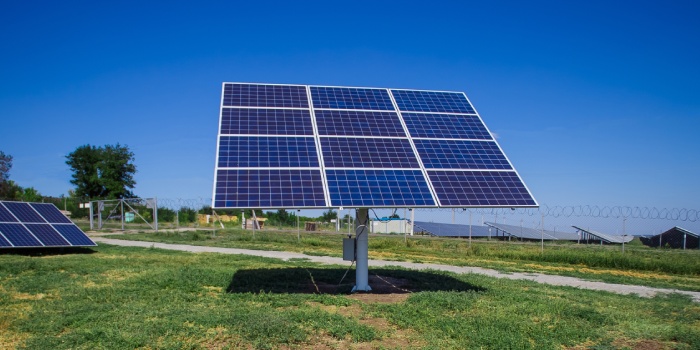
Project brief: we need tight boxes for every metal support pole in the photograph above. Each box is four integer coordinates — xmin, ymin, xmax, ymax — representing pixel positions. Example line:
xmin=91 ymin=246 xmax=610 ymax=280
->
xmin=353 ymin=208 xmax=371 ymax=292
xmin=297 ymin=209 xmax=300 ymax=242
xmin=409 ymin=208 xmax=414 ymax=236
xmin=540 ymin=214 xmax=544 ymax=253
xmin=154 ymin=197 xmax=158 ymax=232
xmin=468 ymin=209 xmax=472 ymax=248
xmin=121 ymin=200 xmax=125 ymax=231
xmin=89 ymin=201 xmax=94 ymax=230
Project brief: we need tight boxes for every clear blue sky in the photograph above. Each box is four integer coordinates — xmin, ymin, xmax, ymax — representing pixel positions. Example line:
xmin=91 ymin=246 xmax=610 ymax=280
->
xmin=2 ymin=1 xmax=699 ymax=225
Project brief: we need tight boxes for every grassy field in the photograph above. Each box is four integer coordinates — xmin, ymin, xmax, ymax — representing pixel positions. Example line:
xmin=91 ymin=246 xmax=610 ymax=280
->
xmin=1 ymin=244 xmax=699 ymax=349
xmin=102 ymin=228 xmax=700 ymax=292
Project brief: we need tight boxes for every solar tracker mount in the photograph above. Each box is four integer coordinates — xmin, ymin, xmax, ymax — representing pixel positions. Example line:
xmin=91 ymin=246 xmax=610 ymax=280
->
xmin=212 ymin=83 xmax=538 ymax=209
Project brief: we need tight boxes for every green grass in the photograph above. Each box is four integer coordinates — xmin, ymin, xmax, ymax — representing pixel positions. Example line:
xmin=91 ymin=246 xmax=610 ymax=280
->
xmin=1 ymin=244 xmax=699 ymax=349
xmin=104 ymin=228 xmax=700 ymax=292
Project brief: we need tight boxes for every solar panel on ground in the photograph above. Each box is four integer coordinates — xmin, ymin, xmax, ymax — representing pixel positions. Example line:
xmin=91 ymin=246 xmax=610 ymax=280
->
xmin=485 ymin=222 xmax=579 ymax=241
xmin=572 ymin=226 xmax=633 ymax=244
xmin=412 ymin=221 xmax=492 ymax=237
xmin=213 ymin=83 xmax=537 ymax=209
xmin=0 ymin=201 xmax=96 ymax=248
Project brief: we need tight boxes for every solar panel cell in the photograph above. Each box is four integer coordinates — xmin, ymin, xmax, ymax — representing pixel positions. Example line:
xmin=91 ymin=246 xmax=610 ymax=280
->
xmin=311 ymin=87 xmax=394 ymax=110
xmin=414 ymin=140 xmax=512 ymax=170
xmin=25 ymin=224 xmax=70 ymax=246
xmin=0 ymin=234 xmax=11 ymax=247
xmin=223 ymin=83 xmax=308 ymax=108
xmin=214 ymin=169 xmax=326 ymax=208
xmin=321 ymin=138 xmax=419 ymax=168
xmin=428 ymin=171 xmax=536 ymax=207
xmin=52 ymin=224 xmax=98 ymax=246
xmin=0 ymin=203 xmax=18 ymax=222
xmin=218 ymin=136 xmax=319 ymax=168
xmin=402 ymin=113 xmax=491 ymax=139
xmin=29 ymin=203 xmax=72 ymax=223
xmin=326 ymin=169 xmax=435 ymax=207
xmin=220 ymin=108 xmax=313 ymax=135
xmin=0 ymin=223 xmax=42 ymax=247
xmin=314 ymin=110 xmax=406 ymax=137
xmin=391 ymin=90 xmax=475 ymax=113
xmin=3 ymin=202 xmax=46 ymax=223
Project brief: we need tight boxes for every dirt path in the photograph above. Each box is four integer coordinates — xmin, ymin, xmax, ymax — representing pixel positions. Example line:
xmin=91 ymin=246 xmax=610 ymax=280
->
xmin=92 ymin=237 xmax=700 ymax=302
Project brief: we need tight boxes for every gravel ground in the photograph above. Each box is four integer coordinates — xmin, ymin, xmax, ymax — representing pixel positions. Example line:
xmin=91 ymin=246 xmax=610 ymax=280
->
xmin=92 ymin=237 xmax=700 ymax=302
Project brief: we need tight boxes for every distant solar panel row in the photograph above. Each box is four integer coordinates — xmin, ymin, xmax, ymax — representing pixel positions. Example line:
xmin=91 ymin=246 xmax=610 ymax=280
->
xmin=0 ymin=201 xmax=96 ymax=248
xmin=213 ymin=83 xmax=537 ymax=209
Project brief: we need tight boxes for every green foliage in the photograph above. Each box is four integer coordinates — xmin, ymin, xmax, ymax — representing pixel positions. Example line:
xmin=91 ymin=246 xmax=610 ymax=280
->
xmin=320 ymin=209 xmax=336 ymax=222
xmin=0 ymin=150 xmax=11 ymax=181
xmin=65 ymin=143 xmax=137 ymax=199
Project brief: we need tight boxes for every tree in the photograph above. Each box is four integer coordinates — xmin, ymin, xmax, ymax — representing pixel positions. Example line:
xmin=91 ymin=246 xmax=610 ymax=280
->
xmin=66 ymin=144 xmax=137 ymax=199
xmin=0 ymin=151 xmax=11 ymax=181
xmin=320 ymin=209 xmax=336 ymax=222
xmin=0 ymin=151 xmax=19 ymax=200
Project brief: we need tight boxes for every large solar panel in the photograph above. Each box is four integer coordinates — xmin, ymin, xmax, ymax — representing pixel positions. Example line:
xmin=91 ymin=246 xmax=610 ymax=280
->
xmin=0 ymin=201 xmax=96 ymax=248
xmin=213 ymin=83 xmax=537 ymax=209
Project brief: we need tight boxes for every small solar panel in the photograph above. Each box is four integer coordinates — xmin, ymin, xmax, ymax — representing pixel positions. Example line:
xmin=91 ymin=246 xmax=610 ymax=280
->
xmin=218 ymin=136 xmax=319 ymax=168
xmin=414 ymin=140 xmax=513 ymax=170
xmin=326 ymin=169 xmax=436 ymax=207
xmin=311 ymin=87 xmax=394 ymax=110
xmin=428 ymin=171 xmax=537 ymax=207
xmin=402 ymin=113 xmax=492 ymax=139
xmin=214 ymin=169 xmax=326 ymax=208
xmin=223 ymin=83 xmax=308 ymax=108
xmin=321 ymin=138 xmax=419 ymax=168
xmin=315 ymin=110 xmax=406 ymax=137
xmin=30 ymin=203 xmax=72 ymax=223
xmin=220 ymin=108 xmax=313 ymax=135
xmin=391 ymin=90 xmax=475 ymax=113
xmin=0 ymin=201 xmax=96 ymax=248
xmin=213 ymin=83 xmax=537 ymax=209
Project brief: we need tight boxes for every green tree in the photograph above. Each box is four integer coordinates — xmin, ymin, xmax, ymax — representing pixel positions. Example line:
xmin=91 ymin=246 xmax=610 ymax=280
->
xmin=17 ymin=187 xmax=42 ymax=202
xmin=320 ymin=209 xmax=336 ymax=222
xmin=66 ymin=144 xmax=137 ymax=199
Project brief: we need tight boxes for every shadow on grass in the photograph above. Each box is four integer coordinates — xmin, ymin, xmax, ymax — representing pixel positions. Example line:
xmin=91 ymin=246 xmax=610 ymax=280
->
xmin=227 ymin=267 xmax=486 ymax=295
xmin=0 ymin=247 xmax=97 ymax=257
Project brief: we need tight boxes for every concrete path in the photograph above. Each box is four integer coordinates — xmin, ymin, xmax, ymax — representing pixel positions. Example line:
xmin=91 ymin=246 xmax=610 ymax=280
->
xmin=93 ymin=237 xmax=700 ymax=302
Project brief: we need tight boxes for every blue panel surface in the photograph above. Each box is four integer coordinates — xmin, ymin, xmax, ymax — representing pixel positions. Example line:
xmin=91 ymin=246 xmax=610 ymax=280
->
xmin=413 ymin=221 xmax=492 ymax=237
xmin=391 ymin=90 xmax=475 ymax=113
xmin=326 ymin=170 xmax=435 ymax=207
xmin=0 ymin=203 xmax=18 ymax=222
xmin=52 ymin=224 xmax=97 ymax=246
xmin=214 ymin=169 xmax=326 ymax=208
xmin=221 ymin=108 xmax=313 ymax=135
xmin=218 ymin=136 xmax=319 ymax=168
xmin=30 ymin=203 xmax=72 ymax=223
xmin=428 ymin=171 xmax=536 ymax=207
xmin=0 ymin=234 xmax=11 ymax=247
xmin=3 ymin=202 xmax=46 ymax=223
xmin=321 ymin=138 xmax=419 ymax=168
xmin=25 ymin=224 xmax=70 ymax=246
xmin=311 ymin=87 xmax=394 ymax=110
xmin=223 ymin=83 xmax=308 ymax=108
xmin=0 ymin=223 xmax=42 ymax=247
xmin=315 ymin=110 xmax=406 ymax=137
xmin=414 ymin=140 xmax=512 ymax=170
xmin=402 ymin=113 xmax=491 ymax=139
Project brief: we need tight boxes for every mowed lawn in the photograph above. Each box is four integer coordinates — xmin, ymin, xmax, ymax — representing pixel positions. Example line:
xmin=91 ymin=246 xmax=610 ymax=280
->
xmin=1 ymin=244 xmax=699 ymax=349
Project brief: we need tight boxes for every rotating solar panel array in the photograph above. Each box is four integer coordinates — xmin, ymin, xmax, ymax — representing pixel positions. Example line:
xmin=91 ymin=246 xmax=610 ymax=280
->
xmin=213 ymin=83 xmax=537 ymax=209
xmin=0 ymin=201 xmax=97 ymax=248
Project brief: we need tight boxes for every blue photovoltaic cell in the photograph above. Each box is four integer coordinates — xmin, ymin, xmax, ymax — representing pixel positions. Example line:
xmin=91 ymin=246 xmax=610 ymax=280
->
xmin=3 ymin=202 xmax=45 ymax=223
xmin=321 ymin=138 xmax=419 ymax=168
xmin=52 ymin=224 xmax=97 ymax=246
xmin=414 ymin=140 xmax=512 ymax=170
xmin=220 ymin=108 xmax=313 ymax=135
xmin=25 ymin=224 xmax=70 ymax=246
xmin=218 ymin=136 xmax=319 ymax=168
xmin=314 ymin=110 xmax=406 ymax=137
xmin=0 ymin=234 xmax=11 ymax=247
xmin=30 ymin=203 xmax=72 ymax=223
xmin=402 ymin=113 xmax=491 ymax=139
xmin=326 ymin=169 xmax=435 ymax=207
xmin=223 ymin=84 xmax=308 ymax=108
xmin=428 ymin=171 xmax=536 ymax=207
xmin=0 ymin=204 xmax=18 ymax=222
xmin=391 ymin=90 xmax=475 ymax=113
xmin=311 ymin=87 xmax=394 ymax=110
xmin=214 ymin=169 xmax=326 ymax=208
xmin=0 ymin=223 xmax=42 ymax=247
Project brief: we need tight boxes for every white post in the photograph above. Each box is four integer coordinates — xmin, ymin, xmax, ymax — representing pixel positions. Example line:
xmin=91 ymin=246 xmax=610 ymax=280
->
xmin=409 ymin=208 xmax=415 ymax=236
xmin=154 ymin=197 xmax=158 ymax=232
xmin=241 ymin=210 xmax=245 ymax=229
xmin=353 ymin=208 xmax=371 ymax=292
xmin=121 ymin=200 xmax=125 ymax=231
xmin=540 ymin=214 xmax=544 ymax=253
xmin=89 ymin=201 xmax=94 ymax=230
xmin=468 ymin=209 xmax=472 ymax=248
xmin=297 ymin=209 xmax=300 ymax=242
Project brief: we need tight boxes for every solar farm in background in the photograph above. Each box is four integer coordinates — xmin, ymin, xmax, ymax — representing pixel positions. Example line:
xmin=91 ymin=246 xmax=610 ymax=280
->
xmin=0 ymin=201 xmax=96 ymax=248
xmin=212 ymin=83 xmax=537 ymax=209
